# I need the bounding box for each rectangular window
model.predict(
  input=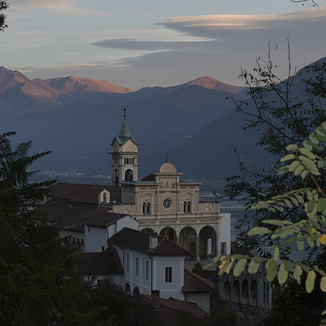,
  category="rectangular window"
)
[135,257,139,276]
[145,261,149,280]
[126,254,129,272]
[221,242,227,255]
[165,267,172,283]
